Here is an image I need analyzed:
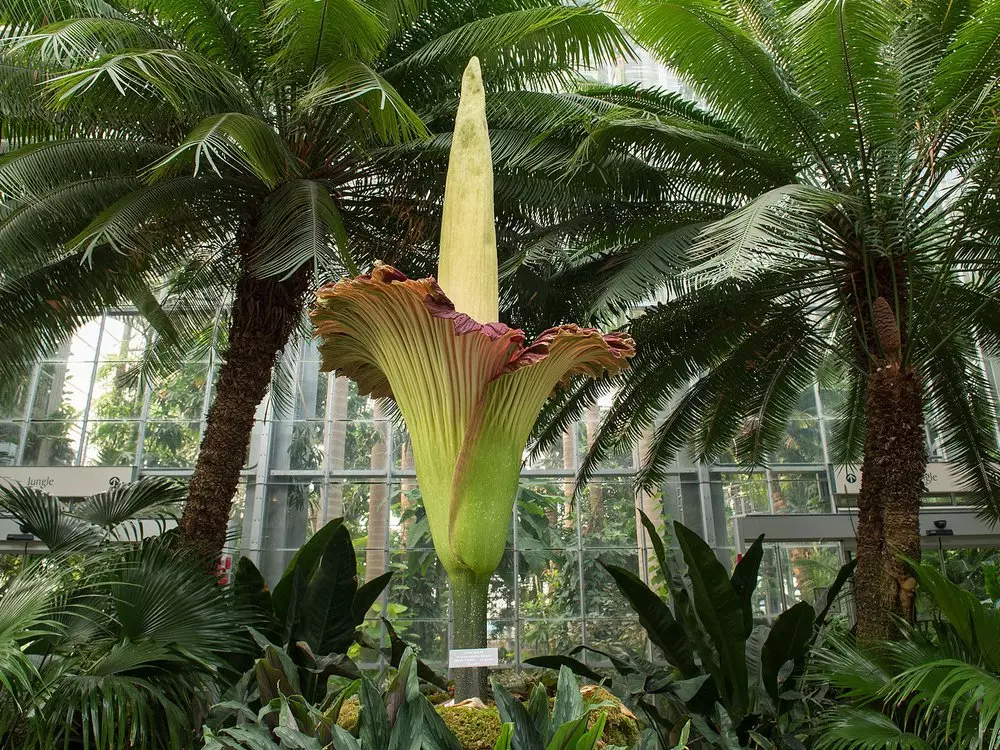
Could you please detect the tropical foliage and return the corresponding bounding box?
[812,562,1000,749]
[535,0,1000,639]
[0,478,246,749]
[529,515,855,748]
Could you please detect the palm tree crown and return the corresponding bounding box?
[535,0,1000,638]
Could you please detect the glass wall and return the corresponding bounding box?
[5,314,996,668]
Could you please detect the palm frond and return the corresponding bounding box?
[930,0,1000,116]
[72,476,186,538]
[611,0,827,165]
[813,707,931,750]
[250,178,356,280]
[383,5,630,81]
[786,0,900,160]
[266,0,386,78]
[0,482,102,551]
[44,48,258,119]
[147,112,297,187]
[684,185,844,283]
[300,61,428,143]
[9,17,171,66]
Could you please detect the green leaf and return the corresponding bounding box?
[600,562,698,677]
[761,601,814,703]
[551,665,585,730]
[493,723,515,750]
[492,678,544,750]
[272,518,344,625]
[527,682,552,744]
[546,716,589,750]
[418,697,462,750]
[729,534,763,638]
[674,521,748,715]
[358,674,391,749]
[571,713,606,750]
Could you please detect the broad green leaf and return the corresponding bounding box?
[730,534,764,638]
[674,521,748,715]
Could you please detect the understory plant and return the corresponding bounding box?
[204,647,460,750]
[0,478,245,749]
[529,514,855,748]
[311,58,634,699]
[490,666,627,750]
[811,561,1000,749]
[226,518,394,703]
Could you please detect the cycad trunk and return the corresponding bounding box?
[180,269,309,561]
[855,361,926,640]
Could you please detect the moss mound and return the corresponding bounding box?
[436,705,504,750]
[333,687,639,749]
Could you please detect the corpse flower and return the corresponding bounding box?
[311,58,633,698]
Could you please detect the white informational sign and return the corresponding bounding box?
[448,648,499,669]
[0,466,133,498]
[833,462,961,496]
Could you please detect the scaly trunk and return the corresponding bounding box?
[451,570,489,701]
[855,361,925,640]
[180,269,309,561]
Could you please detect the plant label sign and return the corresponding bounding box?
[449,648,499,669]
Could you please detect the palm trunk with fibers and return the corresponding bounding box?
[854,297,926,640]
[180,269,309,560]
[451,569,489,700]
[364,402,389,581]
[855,360,925,640]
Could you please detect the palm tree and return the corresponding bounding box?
[0,478,243,749]
[0,0,630,558]
[535,0,1000,639]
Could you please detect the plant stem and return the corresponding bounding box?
[450,569,489,701]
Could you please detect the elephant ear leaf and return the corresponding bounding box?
[302,521,359,654]
[272,518,345,622]
[674,522,748,714]
[730,534,764,637]
[232,557,276,634]
[815,558,857,629]
[353,571,392,625]
[761,601,815,703]
[600,562,698,677]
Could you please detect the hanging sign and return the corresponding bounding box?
[0,467,133,498]
[833,462,960,496]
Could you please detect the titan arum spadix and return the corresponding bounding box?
[311,58,633,699]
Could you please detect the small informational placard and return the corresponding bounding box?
[448,648,499,669]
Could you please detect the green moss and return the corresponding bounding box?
[333,696,359,732]
[436,706,504,750]
[331,687,638,749]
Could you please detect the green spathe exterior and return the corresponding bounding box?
[310,58,633,698]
